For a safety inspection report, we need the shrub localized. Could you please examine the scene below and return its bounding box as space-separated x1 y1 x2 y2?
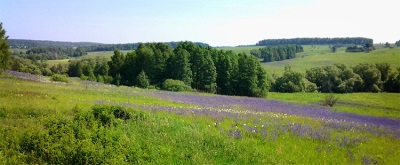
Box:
51 74 68 83
92 105 132 125
136 70 150 88
320 93 339 107
162 79 192 92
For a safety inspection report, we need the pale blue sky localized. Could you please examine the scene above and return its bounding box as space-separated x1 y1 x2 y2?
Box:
1 0 398 46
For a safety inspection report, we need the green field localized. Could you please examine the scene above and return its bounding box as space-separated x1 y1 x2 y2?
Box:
46 50 132 66
217 46 264 54
268 92 400 119
0 71 399 164
262 47 400 75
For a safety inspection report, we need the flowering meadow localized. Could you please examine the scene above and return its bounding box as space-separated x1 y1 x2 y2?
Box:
0 71 399 164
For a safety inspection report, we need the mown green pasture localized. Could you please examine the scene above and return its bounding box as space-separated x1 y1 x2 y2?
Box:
0 72 399 164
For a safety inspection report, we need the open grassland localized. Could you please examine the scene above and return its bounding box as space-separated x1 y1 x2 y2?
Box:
0 71 399 164
268 92 400 119
218 46 264 54
46 50 132 66
263 47 400 75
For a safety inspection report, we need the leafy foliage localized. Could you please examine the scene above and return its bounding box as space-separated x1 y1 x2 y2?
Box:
259 45 303 62
162 79 192 92
0 22 11 72
136 70 150 88
272 66 306 93
107 42 269 97
50 74 69 83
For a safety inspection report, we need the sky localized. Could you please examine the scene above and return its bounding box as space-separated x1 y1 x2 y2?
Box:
1 0 398 46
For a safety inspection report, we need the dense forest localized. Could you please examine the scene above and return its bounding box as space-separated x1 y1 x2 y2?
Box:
250 45 303 62
67 42 269 97
8 39 100 49
256 37 373 46
271 63 400 93
80 42 210 52
9 39 209 51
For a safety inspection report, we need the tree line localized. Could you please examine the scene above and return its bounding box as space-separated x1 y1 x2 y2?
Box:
250 45 303 62
256 37 373 46
8 39 100 49
68 42 269 97
272 63 400 93
395 40 400 47
79 42 210 52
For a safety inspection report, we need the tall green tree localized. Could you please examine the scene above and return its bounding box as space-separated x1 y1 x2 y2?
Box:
236 54 259 96
384 67 400 92
148 43 172 85
165 49 192 86
122 51 138 86
352 63 382 92
200 51 217 93
108 49 125 78
0 22 11 72
135 44 154 82
136 70 150 88
216 53 234 95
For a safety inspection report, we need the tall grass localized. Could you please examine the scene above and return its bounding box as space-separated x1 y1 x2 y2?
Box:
0 73 399 164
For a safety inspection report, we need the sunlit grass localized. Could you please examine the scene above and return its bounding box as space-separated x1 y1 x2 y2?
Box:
0 73 399 164
262 47 400 75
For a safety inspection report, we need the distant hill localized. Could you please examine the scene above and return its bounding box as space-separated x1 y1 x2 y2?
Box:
81 41 210 52
8 39 211 52
256 37 373 46
8 39 102 49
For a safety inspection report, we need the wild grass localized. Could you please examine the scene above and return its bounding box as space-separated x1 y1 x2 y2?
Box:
267 92 400 119
0 72 399 164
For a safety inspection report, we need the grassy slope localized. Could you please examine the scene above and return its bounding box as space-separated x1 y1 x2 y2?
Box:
46 50 132 66
217 46 264 54
0 73 399 164
267 92 400 119
262 47 400 75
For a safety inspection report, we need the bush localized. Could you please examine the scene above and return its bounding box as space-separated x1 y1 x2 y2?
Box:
320 93 339 107
272 66 305 93
136 71 150 88
92 105 132 126
51 74 68 83
162 79 192 92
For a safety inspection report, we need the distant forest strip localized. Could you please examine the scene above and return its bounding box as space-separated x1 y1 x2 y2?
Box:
249 45 304 62
79 42 209 52
256 37 373 46
9 39 209 51
8 39 101 49
9 39 210 60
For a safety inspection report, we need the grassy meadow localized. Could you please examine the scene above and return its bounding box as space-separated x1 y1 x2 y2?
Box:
262 46 400 75
46 50 133 66
0 70 399 164
218 46 264 54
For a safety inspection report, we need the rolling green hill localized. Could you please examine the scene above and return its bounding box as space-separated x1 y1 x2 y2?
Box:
261 47 400 75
